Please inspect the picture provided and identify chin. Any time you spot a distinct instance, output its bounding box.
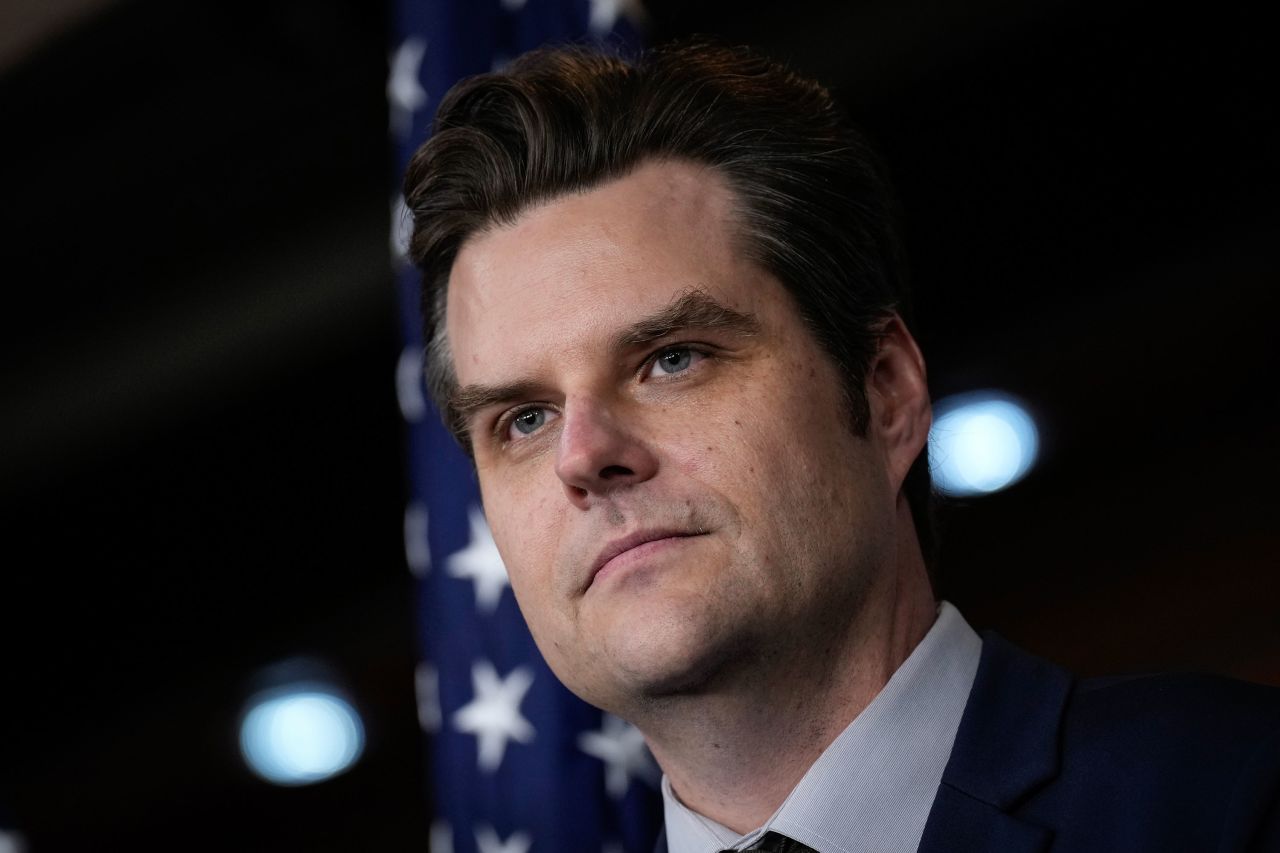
[591,608,753,706]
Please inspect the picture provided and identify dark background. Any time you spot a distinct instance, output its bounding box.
[1,0,1276,850]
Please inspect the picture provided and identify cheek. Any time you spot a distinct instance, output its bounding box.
[665,416,764,511]
[665,405,799,556]
[494,521,567,661]
[681,358,838,481]
[691,359,871,533]
[484,478,563,596]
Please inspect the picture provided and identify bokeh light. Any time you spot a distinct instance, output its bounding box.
[930,390,1040,496]
[239,685,365,786]
[0,830,28,853]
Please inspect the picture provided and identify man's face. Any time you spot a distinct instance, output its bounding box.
[446,160,899,712]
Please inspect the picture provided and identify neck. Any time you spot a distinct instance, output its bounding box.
[635,508,936,834]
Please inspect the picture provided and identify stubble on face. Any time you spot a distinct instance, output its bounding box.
[449,159,895,717]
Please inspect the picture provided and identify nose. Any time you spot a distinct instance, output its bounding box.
[554,396,659,507]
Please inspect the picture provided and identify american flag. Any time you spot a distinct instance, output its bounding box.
[389,3,661,852]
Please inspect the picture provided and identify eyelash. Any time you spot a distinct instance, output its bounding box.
[644,344,710,379]
[492,344,712,443]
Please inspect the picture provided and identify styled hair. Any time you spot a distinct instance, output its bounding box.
[403,41,936,568]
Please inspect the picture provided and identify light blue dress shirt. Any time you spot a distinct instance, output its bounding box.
[661,601,982,853]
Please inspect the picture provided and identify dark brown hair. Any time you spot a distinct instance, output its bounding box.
[403,41,936,568]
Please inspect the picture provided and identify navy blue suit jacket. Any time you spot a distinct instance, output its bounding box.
[656,633,1280,852]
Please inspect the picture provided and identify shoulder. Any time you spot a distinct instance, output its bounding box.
[1063,670,1280,774]
[972,630,1280,763]
[986,638,1280,851]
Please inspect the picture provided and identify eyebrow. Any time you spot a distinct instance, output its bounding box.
[614,288,760,348]
[448,289,760,429]
[449,378,545,432]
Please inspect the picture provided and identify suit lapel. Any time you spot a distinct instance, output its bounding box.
[917,784,1054,853]
[916,632,1073,853]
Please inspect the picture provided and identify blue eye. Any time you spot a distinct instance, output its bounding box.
[511,408,547,436]
[500,405,559,443]
[649,347,698,376]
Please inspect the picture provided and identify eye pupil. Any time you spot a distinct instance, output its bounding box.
[513,409,544,435]
[659,348,692,373]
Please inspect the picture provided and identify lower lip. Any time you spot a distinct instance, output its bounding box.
[592,535,701,587]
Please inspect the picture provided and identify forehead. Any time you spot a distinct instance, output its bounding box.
[445,160,769,385]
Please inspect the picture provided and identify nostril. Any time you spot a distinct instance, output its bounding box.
[598,465,633,480]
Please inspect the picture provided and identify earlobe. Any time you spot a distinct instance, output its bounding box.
[867,315,932,490]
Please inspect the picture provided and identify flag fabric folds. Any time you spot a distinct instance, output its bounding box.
[389,3,660,852]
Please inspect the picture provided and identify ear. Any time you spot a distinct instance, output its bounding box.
[866,315,931,492]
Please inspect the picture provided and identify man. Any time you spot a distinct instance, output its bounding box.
[404,42,1280,852]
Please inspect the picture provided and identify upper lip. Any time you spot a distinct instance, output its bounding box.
[587,528,702,589]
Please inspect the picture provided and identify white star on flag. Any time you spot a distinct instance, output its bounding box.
[475,825,533,853]
[587,0,647,33]
[414,661,442,732]
[396,343,427,423]
[387,36,428,137]
[453,660,535,771]
[430,820,454,853]
[578,713,661,798]
[447,506,510,613]
[404,500,430,578]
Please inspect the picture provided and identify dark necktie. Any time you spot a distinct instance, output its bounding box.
[718,831,819,853]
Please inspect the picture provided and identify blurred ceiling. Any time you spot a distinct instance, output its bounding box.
[1,1,1276,850]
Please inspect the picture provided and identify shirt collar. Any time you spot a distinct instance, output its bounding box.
[661,601,982,853]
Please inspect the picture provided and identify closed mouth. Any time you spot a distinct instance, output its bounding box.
[588,529,705,589]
